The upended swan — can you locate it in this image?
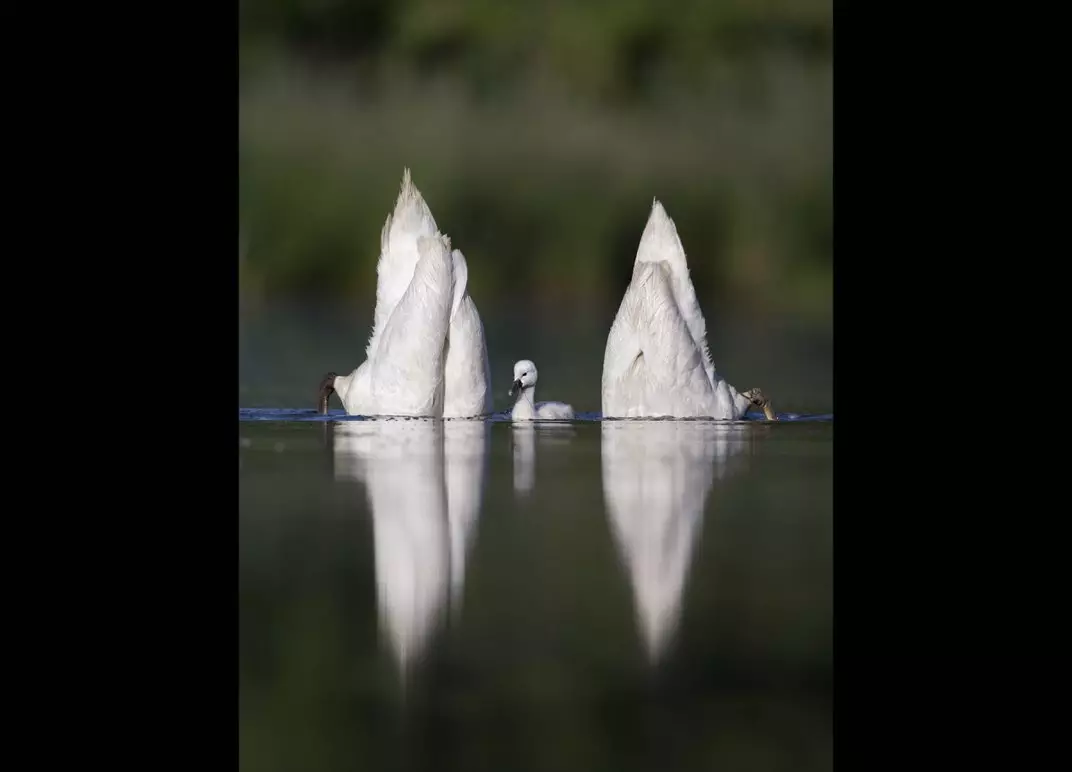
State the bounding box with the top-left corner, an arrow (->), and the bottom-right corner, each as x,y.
601,199 -> 776,420
317,169 -> 492,418
509,359 -> 575,421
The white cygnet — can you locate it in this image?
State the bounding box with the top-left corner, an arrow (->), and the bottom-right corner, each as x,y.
508,359 -> 575,421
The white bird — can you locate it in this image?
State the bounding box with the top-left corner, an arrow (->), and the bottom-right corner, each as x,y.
318,169 -> 492,418
601,199 -> 775,420
508,359 -> 575,421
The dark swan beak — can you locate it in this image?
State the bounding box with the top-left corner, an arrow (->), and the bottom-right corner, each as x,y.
509,378 -> 522,397
318,372 -> 337,415
743,388 -> 776,421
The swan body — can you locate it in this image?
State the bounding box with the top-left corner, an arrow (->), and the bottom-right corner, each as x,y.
442,249 -> 493,418
601,200 -> 775,420
318,169 -> 493,418
509,359 -> 575,421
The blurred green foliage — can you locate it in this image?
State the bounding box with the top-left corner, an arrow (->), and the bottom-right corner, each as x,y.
239,0 -> 831,321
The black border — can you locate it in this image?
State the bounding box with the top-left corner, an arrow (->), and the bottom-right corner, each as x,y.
832,1 -> 978,767
12,2 -> 236,764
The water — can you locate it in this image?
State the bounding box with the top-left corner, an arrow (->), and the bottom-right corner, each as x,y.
239,413 -> 832,772
239,303 -> 832,772
240,408 -> 834,422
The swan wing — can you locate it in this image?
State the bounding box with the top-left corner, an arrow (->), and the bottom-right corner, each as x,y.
602,261 -> 715,417
367,233 -> 455,416
535,401 -> 574,420
634,199 -> 717,386
443,249 -> 493,418
366,168 -> 440,359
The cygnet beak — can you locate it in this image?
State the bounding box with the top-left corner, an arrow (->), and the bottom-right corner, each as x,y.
509,378 -> 522,397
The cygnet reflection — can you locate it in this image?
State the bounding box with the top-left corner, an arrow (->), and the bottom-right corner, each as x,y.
511,423 -> 577,497
600,420 -> 752,661
512,424 -> 536,495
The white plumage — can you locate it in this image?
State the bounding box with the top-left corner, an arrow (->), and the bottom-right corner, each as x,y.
509,359 -> 575,421
601,199 -> 774,420
319,169 -> 493,418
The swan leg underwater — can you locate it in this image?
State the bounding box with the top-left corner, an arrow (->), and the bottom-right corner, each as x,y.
508,359 -> 575,421
316,169 -> 493,418
601,199 -> 776,421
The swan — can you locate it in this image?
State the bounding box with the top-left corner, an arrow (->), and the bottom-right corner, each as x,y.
508,359 -> 575,421
317,169 -> 493,418
601,199 -> 776,420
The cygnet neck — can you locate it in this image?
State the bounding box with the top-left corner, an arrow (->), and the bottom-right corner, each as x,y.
512,385 -> 536,420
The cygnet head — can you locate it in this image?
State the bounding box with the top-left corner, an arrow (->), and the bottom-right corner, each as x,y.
509,360 -> 538,397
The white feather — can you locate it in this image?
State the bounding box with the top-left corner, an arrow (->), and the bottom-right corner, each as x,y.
602,200 -> 754,419
331,169 -> 493,418
509,359 -> 575,421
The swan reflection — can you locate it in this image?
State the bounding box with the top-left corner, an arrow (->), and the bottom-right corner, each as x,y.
332,418 -> 489,672
601,420 -> 752,661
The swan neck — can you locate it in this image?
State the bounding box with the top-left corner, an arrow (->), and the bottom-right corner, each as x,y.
511,386 -> 537,420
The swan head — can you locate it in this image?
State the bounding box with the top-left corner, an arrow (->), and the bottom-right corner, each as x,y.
317,372 -> 338,415
741,387 -> 776,421
509,359 -> 538,397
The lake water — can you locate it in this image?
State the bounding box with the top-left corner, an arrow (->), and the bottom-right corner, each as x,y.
239,304 -> 832,772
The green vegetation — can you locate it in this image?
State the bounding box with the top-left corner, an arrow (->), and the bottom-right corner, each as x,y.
239,0 -> 832,321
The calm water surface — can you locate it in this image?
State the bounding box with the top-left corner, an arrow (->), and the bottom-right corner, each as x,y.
239,412 -> 832,772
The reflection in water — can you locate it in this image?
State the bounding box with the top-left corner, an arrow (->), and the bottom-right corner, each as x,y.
511,424 -> 577,497
332,419 -> 489,673
511,424 -> 535,495
444,420 -> 490,611
601,421 -> 752,661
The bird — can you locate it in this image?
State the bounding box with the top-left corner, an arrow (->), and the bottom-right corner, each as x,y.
317,169 -> 492,418
508,359 -> 575,421
601,198 -> 775,420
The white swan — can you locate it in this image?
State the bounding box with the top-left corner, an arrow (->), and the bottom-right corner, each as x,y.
601,420 -> 751,661
508,359 -> 575,421
601,200 -> 775,420
318,169 -> 493,418
332,418 -> 488,673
